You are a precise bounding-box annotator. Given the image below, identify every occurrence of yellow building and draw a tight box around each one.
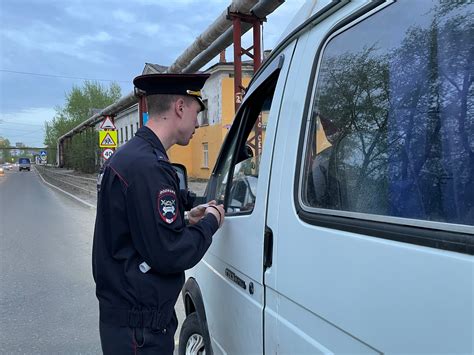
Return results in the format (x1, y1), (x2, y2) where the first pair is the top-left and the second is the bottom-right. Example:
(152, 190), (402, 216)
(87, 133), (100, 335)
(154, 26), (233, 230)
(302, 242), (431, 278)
(168, 61), (254, 179)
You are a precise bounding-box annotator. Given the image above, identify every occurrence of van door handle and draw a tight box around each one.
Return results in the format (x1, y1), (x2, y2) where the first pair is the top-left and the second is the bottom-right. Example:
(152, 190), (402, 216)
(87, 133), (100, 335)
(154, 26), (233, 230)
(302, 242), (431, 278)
(264, 226), (273, 269)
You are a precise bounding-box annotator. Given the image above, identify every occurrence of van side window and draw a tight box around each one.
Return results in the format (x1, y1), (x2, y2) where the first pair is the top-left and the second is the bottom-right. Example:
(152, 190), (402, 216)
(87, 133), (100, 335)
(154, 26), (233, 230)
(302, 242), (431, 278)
(212, 79), (277, 214)
(301, 1), (473, 227)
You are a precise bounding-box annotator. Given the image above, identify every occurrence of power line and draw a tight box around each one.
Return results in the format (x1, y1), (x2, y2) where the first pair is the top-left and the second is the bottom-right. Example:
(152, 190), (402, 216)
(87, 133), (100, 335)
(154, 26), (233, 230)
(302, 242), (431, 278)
(0, 69), (129, 83)
(0, 119), (45, 127)
(0, 127), (45, 133)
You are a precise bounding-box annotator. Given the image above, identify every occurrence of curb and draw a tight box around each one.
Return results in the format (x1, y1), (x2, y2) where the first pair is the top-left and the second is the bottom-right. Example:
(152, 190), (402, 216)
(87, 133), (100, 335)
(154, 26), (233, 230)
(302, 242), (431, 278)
(35, 166), (96, 209)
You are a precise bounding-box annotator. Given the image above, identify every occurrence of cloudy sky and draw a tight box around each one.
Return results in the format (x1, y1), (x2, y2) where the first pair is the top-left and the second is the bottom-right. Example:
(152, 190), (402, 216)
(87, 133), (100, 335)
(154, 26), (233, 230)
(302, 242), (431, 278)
(0, 0), (306, 147)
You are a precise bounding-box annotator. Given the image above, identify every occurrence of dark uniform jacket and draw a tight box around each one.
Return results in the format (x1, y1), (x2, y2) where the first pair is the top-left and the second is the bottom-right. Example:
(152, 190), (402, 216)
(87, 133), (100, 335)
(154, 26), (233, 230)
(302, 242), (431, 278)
(92, 126), (218, 331)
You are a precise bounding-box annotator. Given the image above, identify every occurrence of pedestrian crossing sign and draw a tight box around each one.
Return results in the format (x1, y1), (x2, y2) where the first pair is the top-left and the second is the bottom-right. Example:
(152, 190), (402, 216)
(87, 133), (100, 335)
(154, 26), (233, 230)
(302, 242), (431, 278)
(99, 131), (117, 148)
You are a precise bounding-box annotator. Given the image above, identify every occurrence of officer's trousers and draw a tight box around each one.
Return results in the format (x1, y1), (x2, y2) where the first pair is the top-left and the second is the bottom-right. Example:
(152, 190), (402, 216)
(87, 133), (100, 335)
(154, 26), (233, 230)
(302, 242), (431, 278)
(99, 312), (178, 355)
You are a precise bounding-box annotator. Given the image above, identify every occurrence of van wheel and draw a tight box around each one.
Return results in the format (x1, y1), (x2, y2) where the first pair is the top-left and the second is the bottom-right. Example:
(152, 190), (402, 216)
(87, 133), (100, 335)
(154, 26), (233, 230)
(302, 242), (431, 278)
(179, 312), (206, 355)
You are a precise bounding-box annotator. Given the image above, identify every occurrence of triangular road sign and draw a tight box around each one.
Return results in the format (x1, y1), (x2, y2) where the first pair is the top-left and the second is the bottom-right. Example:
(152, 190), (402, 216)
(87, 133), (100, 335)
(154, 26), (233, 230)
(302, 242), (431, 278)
(100, 116), (116, 130)
(100, 132), (117, 147)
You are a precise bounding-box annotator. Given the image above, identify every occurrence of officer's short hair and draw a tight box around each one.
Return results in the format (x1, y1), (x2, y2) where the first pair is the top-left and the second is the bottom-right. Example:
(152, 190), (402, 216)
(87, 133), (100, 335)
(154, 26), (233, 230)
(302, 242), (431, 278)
(147, 94), (194, 117)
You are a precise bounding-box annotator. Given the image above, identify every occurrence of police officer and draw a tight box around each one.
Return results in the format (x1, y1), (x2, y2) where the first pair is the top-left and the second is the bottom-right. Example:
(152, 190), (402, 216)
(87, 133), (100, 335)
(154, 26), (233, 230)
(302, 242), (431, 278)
(92, 73), (225, 354)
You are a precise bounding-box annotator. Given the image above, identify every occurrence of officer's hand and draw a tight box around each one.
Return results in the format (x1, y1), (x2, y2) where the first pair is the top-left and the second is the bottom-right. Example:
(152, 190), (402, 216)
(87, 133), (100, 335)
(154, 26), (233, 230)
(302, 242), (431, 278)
(205, 204), (225, 228)
(188, 200), (217, 225)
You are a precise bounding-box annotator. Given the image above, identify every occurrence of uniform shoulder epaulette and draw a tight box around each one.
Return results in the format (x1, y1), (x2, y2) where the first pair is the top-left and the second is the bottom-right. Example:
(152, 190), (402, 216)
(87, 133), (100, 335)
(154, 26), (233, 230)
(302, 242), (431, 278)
(153, 148), (171, 165)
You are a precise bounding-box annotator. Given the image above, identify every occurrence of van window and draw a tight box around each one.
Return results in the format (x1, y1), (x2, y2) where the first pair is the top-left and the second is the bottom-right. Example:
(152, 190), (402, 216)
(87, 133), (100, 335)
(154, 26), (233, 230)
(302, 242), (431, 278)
(211, 78), (277, 214)
(19, 158), (30, 164)
(301, 1), (473, 227)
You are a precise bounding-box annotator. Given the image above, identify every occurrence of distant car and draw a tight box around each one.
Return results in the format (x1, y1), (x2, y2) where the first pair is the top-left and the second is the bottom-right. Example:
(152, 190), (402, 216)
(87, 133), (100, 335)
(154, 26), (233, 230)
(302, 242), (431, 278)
(18, 158), (31, 171)
(3, 163), (12, 170)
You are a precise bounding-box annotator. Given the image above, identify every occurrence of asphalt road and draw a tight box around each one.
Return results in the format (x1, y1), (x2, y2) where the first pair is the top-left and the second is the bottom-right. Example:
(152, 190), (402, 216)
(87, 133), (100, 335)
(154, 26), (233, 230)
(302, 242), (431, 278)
(0, 168), (101, 353)
(1, 167), (188, 354)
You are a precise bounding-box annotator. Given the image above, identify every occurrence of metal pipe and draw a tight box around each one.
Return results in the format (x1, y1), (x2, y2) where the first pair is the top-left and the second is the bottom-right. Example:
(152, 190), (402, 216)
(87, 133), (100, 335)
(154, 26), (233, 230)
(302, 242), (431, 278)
(58, 92), (136, 143)
(57, 91), (137, 166)
(233, 16), (243, 112)
(138, 96), (147, 127)
(57, 0), (285, 166)
(167, 0), (259, 73)
(253, 19), (262, 71)
(181, 0), (284, 73)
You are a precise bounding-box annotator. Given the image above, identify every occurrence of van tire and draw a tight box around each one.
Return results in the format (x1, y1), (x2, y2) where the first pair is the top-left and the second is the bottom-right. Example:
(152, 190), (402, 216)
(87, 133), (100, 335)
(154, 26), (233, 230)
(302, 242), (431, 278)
(179, 312), (206, 355)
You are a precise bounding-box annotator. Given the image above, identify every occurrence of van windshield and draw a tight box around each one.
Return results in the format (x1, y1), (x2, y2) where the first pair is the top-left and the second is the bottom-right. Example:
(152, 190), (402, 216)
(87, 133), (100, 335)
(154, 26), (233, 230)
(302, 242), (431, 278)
(19, 158), (30, 164)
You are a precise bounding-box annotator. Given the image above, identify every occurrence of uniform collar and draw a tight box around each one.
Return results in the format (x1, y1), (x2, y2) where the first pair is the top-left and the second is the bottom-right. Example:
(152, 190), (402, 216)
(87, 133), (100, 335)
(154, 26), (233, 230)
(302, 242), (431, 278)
(136, 126), (169, 160)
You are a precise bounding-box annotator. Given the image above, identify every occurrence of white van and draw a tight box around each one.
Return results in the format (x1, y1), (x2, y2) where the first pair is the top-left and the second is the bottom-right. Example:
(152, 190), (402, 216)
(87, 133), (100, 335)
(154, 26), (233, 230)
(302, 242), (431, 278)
(179, 0), (474, 354)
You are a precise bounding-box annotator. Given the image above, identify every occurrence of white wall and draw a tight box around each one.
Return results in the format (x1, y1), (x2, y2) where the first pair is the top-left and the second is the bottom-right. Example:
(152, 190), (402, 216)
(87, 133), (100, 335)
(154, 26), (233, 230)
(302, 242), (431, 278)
(200, 73), (222, 125)
(114, 104), (139, 147)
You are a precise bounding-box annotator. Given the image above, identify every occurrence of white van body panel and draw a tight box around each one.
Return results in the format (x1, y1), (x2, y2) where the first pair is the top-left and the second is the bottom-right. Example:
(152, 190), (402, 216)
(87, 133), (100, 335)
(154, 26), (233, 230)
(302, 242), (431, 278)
(276, 0), (346, 45)
(187, 40), (297, 354)
(183, 0), (474, 354)
(265, 1), (474, 353)
(190, 253), (264, 354)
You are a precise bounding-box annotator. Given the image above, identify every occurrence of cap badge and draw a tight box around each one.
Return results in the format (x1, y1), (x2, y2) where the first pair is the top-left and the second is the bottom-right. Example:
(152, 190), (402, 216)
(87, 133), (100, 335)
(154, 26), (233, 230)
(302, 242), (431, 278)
(186, 89), (202, 98)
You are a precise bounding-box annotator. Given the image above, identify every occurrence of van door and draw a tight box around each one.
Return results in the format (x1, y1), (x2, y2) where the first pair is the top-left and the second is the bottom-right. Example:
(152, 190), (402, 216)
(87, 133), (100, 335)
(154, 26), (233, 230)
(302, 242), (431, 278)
(265, 0), (473, 353)
(189, 42), (296, 353)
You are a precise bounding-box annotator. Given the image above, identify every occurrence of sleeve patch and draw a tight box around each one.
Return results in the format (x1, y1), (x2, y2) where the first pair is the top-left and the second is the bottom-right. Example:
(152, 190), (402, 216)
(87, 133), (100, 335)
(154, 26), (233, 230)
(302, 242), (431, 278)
(158, 188), (178, 224)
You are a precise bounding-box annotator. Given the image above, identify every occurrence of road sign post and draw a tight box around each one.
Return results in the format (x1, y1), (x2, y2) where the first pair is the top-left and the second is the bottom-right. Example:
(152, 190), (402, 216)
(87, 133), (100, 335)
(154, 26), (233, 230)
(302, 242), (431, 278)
(99, 116), (117, 164)
(39, 150), (47, 162)
(102, 148), (114, 160)
(99, 131), (117, 148)
(100, 116), (116, 130)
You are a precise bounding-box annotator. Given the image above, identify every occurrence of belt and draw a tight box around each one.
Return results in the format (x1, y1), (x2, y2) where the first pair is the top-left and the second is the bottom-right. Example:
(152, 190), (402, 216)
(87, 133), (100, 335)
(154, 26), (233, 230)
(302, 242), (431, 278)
(100, 304), (173, 331)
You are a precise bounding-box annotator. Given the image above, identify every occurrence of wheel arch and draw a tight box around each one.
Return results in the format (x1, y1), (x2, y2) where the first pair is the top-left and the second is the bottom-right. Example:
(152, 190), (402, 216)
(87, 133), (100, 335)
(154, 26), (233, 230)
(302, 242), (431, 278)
(181, 277), (213, 355)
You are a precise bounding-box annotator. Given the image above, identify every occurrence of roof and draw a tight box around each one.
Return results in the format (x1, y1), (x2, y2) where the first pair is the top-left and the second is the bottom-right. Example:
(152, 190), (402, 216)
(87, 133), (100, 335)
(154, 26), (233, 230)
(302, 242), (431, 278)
(204, 60), (254, 76)
(142, 63), (169, 74)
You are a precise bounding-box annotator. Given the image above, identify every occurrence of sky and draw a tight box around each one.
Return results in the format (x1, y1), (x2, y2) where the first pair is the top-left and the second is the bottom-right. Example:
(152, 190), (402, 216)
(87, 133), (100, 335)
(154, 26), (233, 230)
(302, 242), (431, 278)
(0, 0), (306, 147)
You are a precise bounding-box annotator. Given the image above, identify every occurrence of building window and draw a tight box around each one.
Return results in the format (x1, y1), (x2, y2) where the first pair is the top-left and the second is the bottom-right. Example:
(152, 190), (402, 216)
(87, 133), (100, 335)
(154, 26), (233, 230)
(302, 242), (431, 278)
(200, 99), (209, 126)
(120, 127), (123, 144)
(136, 122), (139, 131)
(130, 124), (134, 137)
(202, 143), (209, 168)
(125, 126), (129, 142)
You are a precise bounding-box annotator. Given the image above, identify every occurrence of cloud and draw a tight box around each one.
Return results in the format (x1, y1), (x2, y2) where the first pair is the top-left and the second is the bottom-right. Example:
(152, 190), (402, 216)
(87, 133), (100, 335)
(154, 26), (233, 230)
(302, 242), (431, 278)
(112, 9), (136, 23)
(0, 0), (306, 136)
(0, 107), (55, 146)
(77, 31), (112, 47)
(133, 0), (224, 5)
(0, 21), (112, 64)
(142, 23), (161, 36)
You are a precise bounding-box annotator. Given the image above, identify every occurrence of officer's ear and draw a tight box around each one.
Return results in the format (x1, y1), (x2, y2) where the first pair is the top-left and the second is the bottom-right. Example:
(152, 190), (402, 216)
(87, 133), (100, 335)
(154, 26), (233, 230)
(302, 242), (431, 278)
(175, 97), (185, 118)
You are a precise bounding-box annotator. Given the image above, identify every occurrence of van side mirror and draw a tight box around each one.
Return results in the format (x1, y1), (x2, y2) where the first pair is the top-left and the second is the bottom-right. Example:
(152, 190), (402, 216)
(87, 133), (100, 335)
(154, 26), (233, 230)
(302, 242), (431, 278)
(172, 163), (188, 190)
(172, 163), (200, 210)
(236, 144), (254, 164)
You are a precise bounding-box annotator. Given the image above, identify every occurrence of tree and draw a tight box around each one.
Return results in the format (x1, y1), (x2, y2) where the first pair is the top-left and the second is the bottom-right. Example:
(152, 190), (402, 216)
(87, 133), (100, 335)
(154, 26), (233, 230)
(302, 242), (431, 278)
(44, 81), (121, 172)
(0, 136), (12, 164)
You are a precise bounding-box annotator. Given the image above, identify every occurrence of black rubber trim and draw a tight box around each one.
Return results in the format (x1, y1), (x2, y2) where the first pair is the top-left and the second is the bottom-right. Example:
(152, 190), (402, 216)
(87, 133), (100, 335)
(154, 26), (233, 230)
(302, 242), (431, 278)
(293, 0), (474, 255)
(181, 277), (213, 355)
